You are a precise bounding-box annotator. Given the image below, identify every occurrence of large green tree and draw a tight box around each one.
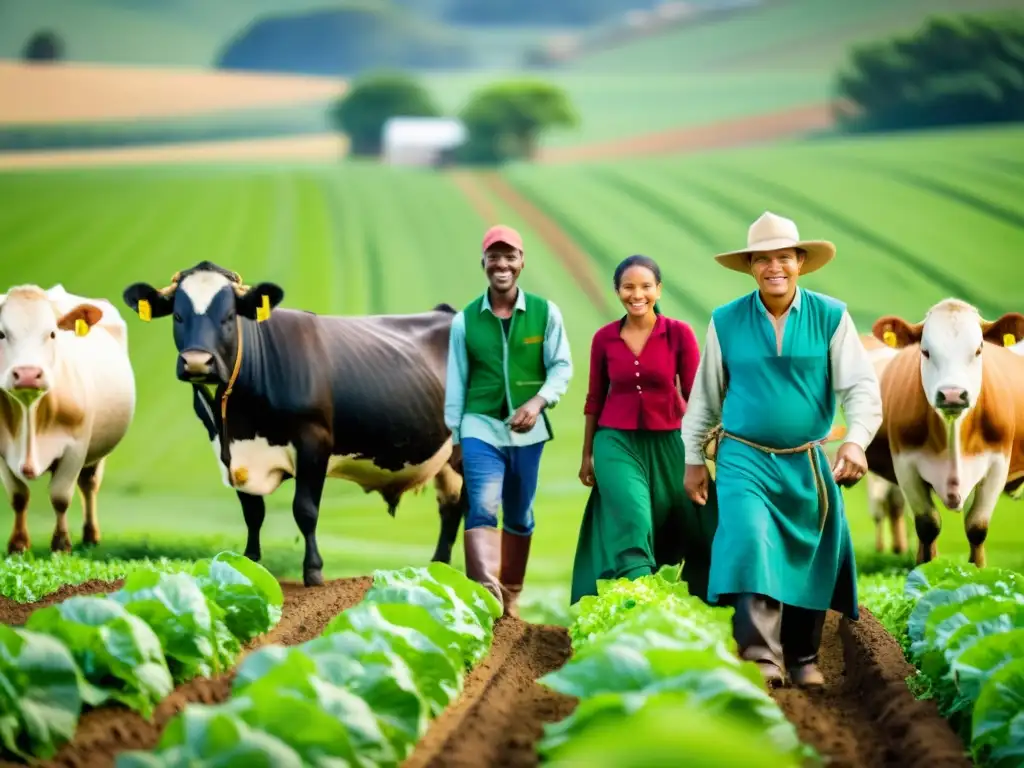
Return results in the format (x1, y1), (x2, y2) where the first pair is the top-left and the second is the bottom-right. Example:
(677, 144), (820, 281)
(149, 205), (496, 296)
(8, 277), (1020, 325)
(835, 11), (1024, 133)
(23, 30), (64, 62)
(455, 79), (578, 165)
(329, 71), (441, 157)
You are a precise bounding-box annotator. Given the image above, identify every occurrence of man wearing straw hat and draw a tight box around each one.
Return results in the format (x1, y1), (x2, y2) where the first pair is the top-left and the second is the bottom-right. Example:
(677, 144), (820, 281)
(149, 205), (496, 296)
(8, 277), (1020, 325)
(680, 211), (882, 688)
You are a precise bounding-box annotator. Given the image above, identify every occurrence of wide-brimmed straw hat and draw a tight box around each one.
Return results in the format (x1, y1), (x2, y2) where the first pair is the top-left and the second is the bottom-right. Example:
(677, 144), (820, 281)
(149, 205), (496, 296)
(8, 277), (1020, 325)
(714, 211), (836, 275)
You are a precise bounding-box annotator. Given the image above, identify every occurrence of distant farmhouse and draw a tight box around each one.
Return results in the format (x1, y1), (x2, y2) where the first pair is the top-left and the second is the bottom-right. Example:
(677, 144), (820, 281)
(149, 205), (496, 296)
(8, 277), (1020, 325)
(382, 117), (468, 167)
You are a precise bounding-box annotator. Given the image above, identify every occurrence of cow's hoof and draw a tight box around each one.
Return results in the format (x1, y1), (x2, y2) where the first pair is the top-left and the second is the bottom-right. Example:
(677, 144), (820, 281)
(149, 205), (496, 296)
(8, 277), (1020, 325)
(7, 533), (29, 555)
(50, 532), (72, 553)
(304, 568), (324, 587)
(82, 524), (101, 547)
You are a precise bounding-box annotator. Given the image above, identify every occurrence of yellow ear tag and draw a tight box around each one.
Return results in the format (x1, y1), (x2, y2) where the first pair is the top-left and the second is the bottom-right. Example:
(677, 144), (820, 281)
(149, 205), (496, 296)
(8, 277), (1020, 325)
(256, 294), (271, 323)
(74, 318), (89, 337)
(138, 299), (152, 322)
(882, 329), (897, 348)
(1004, 333), (1016, 347)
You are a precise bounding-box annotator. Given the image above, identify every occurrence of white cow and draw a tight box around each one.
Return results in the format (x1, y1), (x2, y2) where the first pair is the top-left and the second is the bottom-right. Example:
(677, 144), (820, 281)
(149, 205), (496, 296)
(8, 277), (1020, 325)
(0, 284), (135, 553)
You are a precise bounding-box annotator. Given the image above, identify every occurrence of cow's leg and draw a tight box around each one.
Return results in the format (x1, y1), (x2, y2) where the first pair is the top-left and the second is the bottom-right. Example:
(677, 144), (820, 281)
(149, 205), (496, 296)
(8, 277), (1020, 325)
(48, 452), (85, 553)
(1, 461), (30, 554)
(865, 473), (890, 553)
(77, 459), (104, 547)
(963, 461), (1008, 569)
(237, 491), (266, 562)
(431, 463), (465, 564)
(887, 483), (908, 555)
(893, 456), (940, 564)
(292, 433), (329, 587)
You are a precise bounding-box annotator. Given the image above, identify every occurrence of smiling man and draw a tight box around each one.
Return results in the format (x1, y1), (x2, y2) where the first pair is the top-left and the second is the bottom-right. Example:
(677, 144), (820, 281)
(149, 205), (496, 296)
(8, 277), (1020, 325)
(444, 224), (573, 616)
(680, 211), (882, 689)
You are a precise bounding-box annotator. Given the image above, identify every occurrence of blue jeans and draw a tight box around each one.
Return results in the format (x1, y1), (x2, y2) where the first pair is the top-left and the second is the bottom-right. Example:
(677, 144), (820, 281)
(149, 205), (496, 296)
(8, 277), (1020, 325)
(461, 437), (545, 536)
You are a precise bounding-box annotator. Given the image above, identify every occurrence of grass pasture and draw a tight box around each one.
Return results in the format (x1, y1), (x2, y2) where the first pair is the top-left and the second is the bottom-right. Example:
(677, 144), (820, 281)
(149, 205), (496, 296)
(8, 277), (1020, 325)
(0, 125), (1023, 604)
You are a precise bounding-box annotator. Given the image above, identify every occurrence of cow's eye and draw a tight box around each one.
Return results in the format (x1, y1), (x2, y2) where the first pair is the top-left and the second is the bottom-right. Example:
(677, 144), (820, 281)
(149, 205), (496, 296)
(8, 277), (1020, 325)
(976, 345), (983, 357)
(173, 313), (182, 323)
(49, 331), (55, 340)
(0, 331), (5, 340)
(921, 349), (930, 359)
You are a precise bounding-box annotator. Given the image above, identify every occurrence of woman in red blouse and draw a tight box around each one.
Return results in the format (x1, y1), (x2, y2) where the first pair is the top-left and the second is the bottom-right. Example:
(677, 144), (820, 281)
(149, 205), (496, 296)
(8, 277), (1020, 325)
(569, 255), (719, 604)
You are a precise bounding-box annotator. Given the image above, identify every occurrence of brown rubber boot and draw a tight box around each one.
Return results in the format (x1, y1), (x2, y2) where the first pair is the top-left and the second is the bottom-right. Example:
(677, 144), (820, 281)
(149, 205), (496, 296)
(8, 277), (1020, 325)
(499, 530), (532, 618)
(464, 526), (504, 612)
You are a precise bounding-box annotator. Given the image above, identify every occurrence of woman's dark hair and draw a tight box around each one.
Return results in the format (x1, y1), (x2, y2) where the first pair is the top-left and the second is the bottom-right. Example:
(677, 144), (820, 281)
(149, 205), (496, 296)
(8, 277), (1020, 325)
(613, 254), (661, 289)
(613, 254), (662, 314)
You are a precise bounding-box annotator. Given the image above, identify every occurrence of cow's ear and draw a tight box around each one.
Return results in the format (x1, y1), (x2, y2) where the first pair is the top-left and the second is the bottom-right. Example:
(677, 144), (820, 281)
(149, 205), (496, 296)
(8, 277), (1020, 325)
(872, 315), (922, 348)
(57, 303), (103, 336)
(123, 282), (174, 322)
(981, 312), (1024, 347)
(237, 282), (284, 322)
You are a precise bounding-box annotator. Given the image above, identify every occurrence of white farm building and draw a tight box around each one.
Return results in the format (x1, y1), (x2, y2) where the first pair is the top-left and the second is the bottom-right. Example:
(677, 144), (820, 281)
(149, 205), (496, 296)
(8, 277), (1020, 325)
(382, 116), (467, 167)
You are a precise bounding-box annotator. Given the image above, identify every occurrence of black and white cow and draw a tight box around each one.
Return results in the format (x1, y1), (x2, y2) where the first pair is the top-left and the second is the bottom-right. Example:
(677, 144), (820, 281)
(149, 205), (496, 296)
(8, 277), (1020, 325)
(122, 261), (466, 586)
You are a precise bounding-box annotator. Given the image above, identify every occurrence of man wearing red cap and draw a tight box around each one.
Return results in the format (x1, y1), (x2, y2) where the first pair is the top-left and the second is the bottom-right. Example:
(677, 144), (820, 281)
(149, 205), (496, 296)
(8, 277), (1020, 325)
(444, 224), (573, 616)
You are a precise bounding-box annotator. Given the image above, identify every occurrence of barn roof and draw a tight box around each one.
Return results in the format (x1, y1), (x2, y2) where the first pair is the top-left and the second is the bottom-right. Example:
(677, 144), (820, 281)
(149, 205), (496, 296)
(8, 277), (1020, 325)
(383, 116), (467, 147)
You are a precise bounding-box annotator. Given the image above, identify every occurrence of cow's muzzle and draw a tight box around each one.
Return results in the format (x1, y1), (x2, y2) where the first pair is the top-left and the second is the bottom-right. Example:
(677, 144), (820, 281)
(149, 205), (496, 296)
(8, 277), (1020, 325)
(935, 386), (970, 416)
(2, 366), (49, 407)
(178, 350), (216, 382)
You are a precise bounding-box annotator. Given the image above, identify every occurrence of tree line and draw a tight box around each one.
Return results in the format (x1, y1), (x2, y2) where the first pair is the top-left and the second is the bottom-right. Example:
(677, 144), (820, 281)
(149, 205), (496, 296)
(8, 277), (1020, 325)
(330, 73), (577, 166)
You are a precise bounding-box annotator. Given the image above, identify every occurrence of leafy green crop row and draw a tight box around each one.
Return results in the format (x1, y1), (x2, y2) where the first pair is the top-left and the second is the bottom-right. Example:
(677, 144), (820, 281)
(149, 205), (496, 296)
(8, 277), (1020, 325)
(536, 566), (819, 767)
(116, 562), (503, 768)
(0, 551), (284, 762)
(859, 559), (1024, 767)
(0, 552), (196, 603)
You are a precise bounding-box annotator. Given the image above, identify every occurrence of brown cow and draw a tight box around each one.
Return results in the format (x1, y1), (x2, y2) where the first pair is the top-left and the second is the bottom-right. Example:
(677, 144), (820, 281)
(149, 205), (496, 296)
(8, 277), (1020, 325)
(863, 299), (1024, 566)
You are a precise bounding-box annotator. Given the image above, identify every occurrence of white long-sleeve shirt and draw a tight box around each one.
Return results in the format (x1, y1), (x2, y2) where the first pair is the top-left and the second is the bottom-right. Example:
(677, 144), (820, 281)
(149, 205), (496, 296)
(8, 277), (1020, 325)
(680, 294), (883, 466)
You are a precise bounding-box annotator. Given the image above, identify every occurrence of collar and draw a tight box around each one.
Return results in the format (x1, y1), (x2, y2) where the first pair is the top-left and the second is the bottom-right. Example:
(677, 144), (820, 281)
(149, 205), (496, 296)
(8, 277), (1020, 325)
(617, 312), (666, 335)
(481, 287), (526, 314)
(755, 286), (802, 319)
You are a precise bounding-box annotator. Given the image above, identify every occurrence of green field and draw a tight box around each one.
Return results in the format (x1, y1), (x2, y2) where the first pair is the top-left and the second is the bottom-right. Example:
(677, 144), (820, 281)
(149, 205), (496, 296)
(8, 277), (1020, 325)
(1, 124), (1023, 608)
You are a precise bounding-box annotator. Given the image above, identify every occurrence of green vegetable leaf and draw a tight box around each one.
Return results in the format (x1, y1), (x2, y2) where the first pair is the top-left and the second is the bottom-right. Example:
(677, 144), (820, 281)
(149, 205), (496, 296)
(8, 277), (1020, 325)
(192, 552), (283, 645)
(970, 657), (1024, 765)
(24, 595), (173, 718)
(0, 625), (82, 760)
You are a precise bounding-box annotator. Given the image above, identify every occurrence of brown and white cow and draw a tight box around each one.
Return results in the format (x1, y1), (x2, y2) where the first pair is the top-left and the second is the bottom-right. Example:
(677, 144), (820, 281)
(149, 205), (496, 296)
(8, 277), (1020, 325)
(863, 299), (1024, 567)
(0, 284), (135, 553)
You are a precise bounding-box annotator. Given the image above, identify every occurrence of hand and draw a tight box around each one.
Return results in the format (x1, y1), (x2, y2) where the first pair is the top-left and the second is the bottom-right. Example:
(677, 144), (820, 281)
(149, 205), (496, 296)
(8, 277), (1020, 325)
(579, 454), (595, 487)
(509, 396), (545, 433)
(684, 464), (709, 505)
(832, 442), (868, 487)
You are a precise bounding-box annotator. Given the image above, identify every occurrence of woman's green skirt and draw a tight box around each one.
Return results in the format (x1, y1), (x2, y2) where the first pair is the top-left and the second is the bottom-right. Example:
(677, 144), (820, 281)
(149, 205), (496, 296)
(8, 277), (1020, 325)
(569, 427), (719, 605)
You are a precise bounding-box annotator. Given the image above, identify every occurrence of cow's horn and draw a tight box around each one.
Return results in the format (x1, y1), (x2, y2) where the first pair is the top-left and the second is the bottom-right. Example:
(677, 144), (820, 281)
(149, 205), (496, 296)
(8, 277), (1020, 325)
(156, 270), (182, 297)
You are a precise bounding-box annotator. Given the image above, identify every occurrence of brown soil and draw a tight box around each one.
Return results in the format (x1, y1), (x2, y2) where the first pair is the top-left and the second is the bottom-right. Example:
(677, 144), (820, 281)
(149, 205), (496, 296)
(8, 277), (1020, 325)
(0, 579), (125, 625)
(402, 616), (575, 768)
(0, 62), (345, 125)
(1, 577), (968, 768)
(772, 609), (971, 768)
(537, 102), (837, 164)
(0, 576), (371, 768)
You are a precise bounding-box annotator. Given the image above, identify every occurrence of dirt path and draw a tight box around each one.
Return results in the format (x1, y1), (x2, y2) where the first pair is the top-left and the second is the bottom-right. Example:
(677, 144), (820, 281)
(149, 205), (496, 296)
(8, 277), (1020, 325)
(774, 609), (969, 768)
(455, 171), (613, 317)
(537, 102), (836, 164)
(0, 576), (371, 768)
(402, 617), (575, 768)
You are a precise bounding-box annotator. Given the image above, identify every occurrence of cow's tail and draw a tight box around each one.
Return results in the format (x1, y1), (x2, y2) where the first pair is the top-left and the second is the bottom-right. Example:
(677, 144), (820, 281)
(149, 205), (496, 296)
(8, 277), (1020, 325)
(433, 303), (457, 314)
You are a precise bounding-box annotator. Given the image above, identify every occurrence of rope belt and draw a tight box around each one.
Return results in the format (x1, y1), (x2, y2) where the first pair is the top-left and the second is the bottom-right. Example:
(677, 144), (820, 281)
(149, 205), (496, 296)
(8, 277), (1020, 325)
(702, 424), (832, 533)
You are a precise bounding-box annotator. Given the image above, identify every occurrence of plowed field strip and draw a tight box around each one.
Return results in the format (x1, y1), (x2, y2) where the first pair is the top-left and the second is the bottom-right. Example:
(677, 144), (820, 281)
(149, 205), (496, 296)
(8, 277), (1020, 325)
(0, 577), (371, 768)
(403, 617), (574, 768)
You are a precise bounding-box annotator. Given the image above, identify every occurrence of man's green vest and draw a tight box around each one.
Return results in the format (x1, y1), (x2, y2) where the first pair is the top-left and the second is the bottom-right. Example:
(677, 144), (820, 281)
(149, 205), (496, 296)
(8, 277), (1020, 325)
(463, 290), (549, 419)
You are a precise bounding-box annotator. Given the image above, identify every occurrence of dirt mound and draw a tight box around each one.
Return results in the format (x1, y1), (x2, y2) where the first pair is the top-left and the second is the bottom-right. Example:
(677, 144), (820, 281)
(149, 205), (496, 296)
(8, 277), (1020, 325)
(0, 579), (124, 625)
(403, 617), (575, 768)
(0, 577), (370, 768)
(773, 609), (970, 768)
